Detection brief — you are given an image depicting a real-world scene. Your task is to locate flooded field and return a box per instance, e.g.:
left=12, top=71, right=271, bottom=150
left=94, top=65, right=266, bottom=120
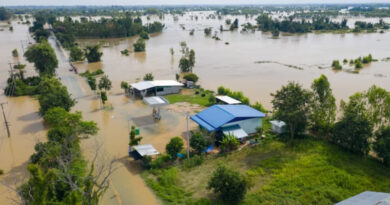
left=1, top=11, right=390, bottom=205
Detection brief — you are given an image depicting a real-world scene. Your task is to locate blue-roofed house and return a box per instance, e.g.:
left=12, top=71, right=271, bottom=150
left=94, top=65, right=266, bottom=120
left=190, top=105, right=265, bottom=140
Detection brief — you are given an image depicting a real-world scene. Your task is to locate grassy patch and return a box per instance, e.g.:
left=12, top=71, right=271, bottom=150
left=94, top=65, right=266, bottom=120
left=164, top=89, right=212, bottom=107
left=143, top=138, right=390, bottom=205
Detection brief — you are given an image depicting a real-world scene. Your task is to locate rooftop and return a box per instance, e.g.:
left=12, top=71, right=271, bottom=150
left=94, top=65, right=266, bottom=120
left=131, top=80, right=183, bottom=91
left=143, top=96, right=169, bottom=107
left=335, top=191, right=390, bottom=205
left=133, top=144, right=159, bottom=157
left=215, top=95, right=241, bottom=104
left=190, top=105, right=265, bottom=132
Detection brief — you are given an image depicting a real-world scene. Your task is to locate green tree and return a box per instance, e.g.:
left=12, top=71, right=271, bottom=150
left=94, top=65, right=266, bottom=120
left=183, top=73, right=199, bottom=83
left=87, top=76, right=97, bottom=91
left=37, top=78, right=75, bottom=115
left=0, top=7, right=11, bottom=21
left=220, top=135, right=239, bottom=152
left=100, top=91, right=108, bottom=105
left=98, top=75, right=112, bottom=91
left=179, top=48, right=195, bottom=73
left=271, top=82, right=311, bottom=145
left=166, top=137, right=183, bottom=160
left=207, top=165, right=248, bottom=204
left=24, top=41, right=58, bottom=77
left=133, top=38, right=146, bottom=52
left=143, top=73, right=154, bottom=81
left=310, top=75, right=336, bottom=136
left=139, top=30, right=149, bottom=39
left=12, top=49, right=18, bottom=57
left=364, top=85, right=390, bottom=127
left=333, top=93, right=373, bottom=155
left=121, top=81, right=129, bottom=94
left=190, top=132, right=208, bottom=154
left=373, top=126, right=390, bottom=166
left=70, top=46, right=85, bottom=62
left=204, top=27, right=212, bottom=36
left=129, top=126, right=142, bottom=146
left=84, top=45, right=103, bottom=63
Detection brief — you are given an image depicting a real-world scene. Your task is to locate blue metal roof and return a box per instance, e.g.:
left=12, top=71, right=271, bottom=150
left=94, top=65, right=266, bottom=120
left=190, top=105, right=265, bottom=131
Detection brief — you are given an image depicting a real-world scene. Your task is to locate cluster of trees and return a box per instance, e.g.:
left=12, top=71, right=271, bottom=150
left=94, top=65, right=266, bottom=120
left=5, top=34, right=113, bottom=204
left=354, top=19, right=389, bottom=32
left=0, top=7, right=12, bottom=20
left=256, top=15, right=348, bottom=34
left=215, top=86, right=266, bottom=112
left=52, top=16, right=164, bottom=41
left=332, top=54, right=374, bottom=70
left=272, top=75, right=390, bottom=166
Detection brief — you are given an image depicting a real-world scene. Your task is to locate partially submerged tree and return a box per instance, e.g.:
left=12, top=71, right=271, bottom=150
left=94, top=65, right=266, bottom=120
left=70, top=46, right=85, bottom=62
left=133, top=38, right=146, bottom=52
left=129, top=126, right=142, bottom=147
left=12, top=49, right=18, bottom=57
left=143, top=73, right=154, bottom=81
left=24, top=41, right=58, bottom=77
left=84, top=45, right=103, bottom=63
left=178, top=43, right=195, bottom=73
left=271, top=82, right=311, bottom=145
left=121, top=81, right=129, bottom=94
left=98, top=75, right=112, bottom=91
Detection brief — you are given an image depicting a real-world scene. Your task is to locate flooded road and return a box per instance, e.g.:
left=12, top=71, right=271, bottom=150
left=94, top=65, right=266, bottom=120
left=1, top=11, right=390, bottom=205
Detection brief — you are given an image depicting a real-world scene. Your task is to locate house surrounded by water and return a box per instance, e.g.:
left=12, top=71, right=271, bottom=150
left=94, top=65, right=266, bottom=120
left=190, top=105, right=265, bottom=140
left=130, top=80, right=183, bottom=97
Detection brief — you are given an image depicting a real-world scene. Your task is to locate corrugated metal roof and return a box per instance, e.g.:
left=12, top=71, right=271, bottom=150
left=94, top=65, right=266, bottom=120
left=190, top=105, right=265, bottom=131
left=143, top=96, right=169, bottom=107
left=131, top=80, right=183, bottom=91
left=216, top=95, right=241, bottom=104
left=270, top=120, right=286, bottom=127
left=133, top=144, right=159, bottom=156
left=335, top=191, right=390, bottom=205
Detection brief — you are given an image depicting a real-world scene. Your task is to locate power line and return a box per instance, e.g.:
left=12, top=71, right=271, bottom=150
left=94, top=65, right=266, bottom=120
left=0, top=102, right=11, bottom=138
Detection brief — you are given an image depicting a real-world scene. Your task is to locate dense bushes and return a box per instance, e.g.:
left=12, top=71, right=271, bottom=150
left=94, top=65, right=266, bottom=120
left=183, top=73, right=199, bottom=83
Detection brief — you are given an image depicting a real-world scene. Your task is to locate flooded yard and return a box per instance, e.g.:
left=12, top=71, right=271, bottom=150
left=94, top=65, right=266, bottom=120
left=1, top=11, right=390, bottom=204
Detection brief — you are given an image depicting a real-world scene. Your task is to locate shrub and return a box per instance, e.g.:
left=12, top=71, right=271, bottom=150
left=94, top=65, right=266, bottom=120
left=207, top=165, right=248, bottom=204
left=143, top=73, right=154, bottom=81
left=166, top=137, right=184, bottom=160
left=183, top=73, right=199, bottom=83
left=204, top=27, right=212, bottom=36
left=182, top=155, right=204, bottom=170
left=139, top=30, right=149, bottom=39
left=150, top=154, right=171, bottom=169
left=220, top=135, right=239, bottom=152
left=331, top=60, right=342, bottom=70
left=12, top=49, right=18, bottom=57
left=133, top=38, right=146, bottom=52
left=355, top=60, right=363, bottom=69
left=190, top=132, right=208, bottom=154
left=373, top=126, right=390, bottom=166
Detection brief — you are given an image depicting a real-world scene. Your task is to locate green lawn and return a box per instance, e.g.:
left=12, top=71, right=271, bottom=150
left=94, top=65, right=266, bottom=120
left=142, top=138, right=390, bottom=205
left=164, top=89, right=212, bottom=107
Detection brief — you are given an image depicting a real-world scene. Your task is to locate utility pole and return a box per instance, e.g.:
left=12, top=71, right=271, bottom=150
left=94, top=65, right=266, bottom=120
left=0, top=102, right=10, bottom=138
left=186, top=112, right=190, bottom=159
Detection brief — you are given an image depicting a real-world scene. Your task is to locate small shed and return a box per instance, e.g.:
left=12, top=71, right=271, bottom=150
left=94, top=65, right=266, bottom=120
left=215, top=96, right=241, bottom=105
left=270, top=120, right=286, bottom=134
left=130, top=144, right=159, bottom=160
left=335, top=191, right=390, bottom=205
left=130, top=80, right=183, bottom=97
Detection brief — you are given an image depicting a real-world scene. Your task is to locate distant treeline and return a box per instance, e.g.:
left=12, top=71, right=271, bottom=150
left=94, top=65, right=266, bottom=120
left=256, top=14, right=389, bottom=33
left=0, top=7, right=12, bottom=20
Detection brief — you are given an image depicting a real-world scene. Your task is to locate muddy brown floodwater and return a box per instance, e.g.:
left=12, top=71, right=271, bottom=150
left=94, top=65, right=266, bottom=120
left=1, top=11, right=390, bottom=205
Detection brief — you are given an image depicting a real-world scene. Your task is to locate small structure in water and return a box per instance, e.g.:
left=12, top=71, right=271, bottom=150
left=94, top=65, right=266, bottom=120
left=143, top=96, right=169, bottom=120
left=130, top=144, right=159, bottom=160
left=130, top=80, right=183, bottom=98
left=270, top=120, right=286, bottom=134
left=190, top=105, right=265, bottom=141
left=215, top=95, right=241, bottom=105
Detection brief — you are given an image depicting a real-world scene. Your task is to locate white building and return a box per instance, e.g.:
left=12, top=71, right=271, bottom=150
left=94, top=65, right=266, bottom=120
left=130, top=80, right=183, bottom=97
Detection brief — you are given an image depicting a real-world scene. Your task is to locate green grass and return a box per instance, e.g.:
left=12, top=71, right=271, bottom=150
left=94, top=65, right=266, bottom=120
left=143, top=138, right=390, bottom=205
left=164, top=89, right=212, bottom=107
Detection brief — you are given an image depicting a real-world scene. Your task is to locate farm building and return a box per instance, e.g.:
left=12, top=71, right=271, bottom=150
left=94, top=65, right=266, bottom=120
left=335, top=191, right=390, bottom=205
left=215, top=95, right=241, bottom=105
left=190, top=105, right=265, bottom=140
left=130, top=80, right=183, bottom=97
left=130, top=144, right=159, bottom=160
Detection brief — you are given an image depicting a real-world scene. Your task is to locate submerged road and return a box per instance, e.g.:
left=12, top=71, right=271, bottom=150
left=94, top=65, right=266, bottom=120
left=48, top=35, right=161, bottom=205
